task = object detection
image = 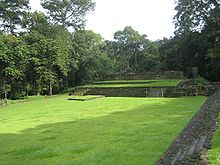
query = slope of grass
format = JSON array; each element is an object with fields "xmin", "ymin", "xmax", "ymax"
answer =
[
  {"xmin": 0, "ymin": 95, "xmax": 206, "ymax": 164},
  {"xmin": 83, "ymin": 79, "xmax": 182, "ymax": 88},
  {"xmin": 208, "ymin": 114, "xmax": 220, "ymax": 165},
  {"xmin": 0, "ymin": 95, "xmax": 46, "ymax": 107}
]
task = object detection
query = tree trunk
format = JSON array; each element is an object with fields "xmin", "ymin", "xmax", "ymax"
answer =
[
  {"xmin": 37, "ymin": 84, "xmax": 41, "ymax": 96},
  {"xmin": 127, "ymin": 58, "xmax": 130, "ymax": 72},
  {"xmin": 4, "ymin": 93, "xmax": 7, "ymax": 100},
  {"xmin": 49, "ymin": 81, "xmax": 52, "ymax": 96},
  {"xmin": 134, "ymin": 53, "xmax": 138, "ymax": 71}
]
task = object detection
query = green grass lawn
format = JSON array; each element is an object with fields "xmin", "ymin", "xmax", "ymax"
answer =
[
  {"xmin": 83, "ymin": 79, "xmax": 182, "ymax": 88},
  {"xmin": 208, "ymin": 114, "xmax": 220, "ymax": 165},
  {"xmin": 0, "ymin": 95, "xmax": 205, "ymax": 164}
]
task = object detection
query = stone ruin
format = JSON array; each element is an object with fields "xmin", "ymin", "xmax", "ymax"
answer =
[{"xmin": 146, "ymin": 88, "xmax": 167, "ymax": 97}]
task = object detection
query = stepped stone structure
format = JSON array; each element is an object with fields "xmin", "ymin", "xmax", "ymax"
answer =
[{"xmin": 103, "ymin": 71, "xmax": 184, "ymax": 80}]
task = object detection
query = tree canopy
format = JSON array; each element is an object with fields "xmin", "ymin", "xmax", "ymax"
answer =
[
  {"xmin": 0, "ymin": 0, "xmax": 219, "ymax": 99},
  {"xmin": 41, "ymin": 0, "xmax": 95, "ymax": 30},
  {"xmin": 174, "ymin": 0, "xmax": 220, "ymax": 34},
  {"xmin": 0, "ymin": 0, "xmax": 30, "ymax": 34}
]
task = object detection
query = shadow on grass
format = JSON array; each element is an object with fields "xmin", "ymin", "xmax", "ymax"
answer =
[{"xmin": 0, "ymin": 101, "xmax": 200, "ymax": 165}]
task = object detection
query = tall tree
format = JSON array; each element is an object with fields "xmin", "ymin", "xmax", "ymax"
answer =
[
  {"xmin": 70, "ymin": 30, "xmax": 109, "ymax": 85},
  {"xmin": 174, "ymin": 0, "xmax": 220, "ymax": 81},
  {"xmin": 41, "ymin": 0, "xmax": 95, "ymax": 30},
  {"xmin": 113, "ymin": 26, "xmax": 142, "ymax": 73},
  {"xmin": 23, "ymin": 28, "xmax": 71, "ymax": 95},
  {"xmin": 0, "ymin": 0, "xmax": 30, "ymax": 34},
  {"xmin": 112, "ymin": 26, "xmax": 160, "ymax": 73},
  {"xmin": 23, "ymin": 11, "xmax": 50, "ymax": 34},
  {"xmin": 0, "ymin": 34, "xmax": 29, "ymax": 99},
  {"xmin": 203, "ymin": 7, "xmax": 220, "ymax": 81},
  {"xmin": 174, "ymin": 0, "xmax": 220, "ymax": 34}
]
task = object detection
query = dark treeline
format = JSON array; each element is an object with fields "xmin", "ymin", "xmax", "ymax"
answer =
[{"xmin": 0, "ymin": 0, "xmax": 219, "ymax": 99}]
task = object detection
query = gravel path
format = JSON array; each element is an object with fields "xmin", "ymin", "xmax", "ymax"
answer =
[{"xmin": 157, "ymin": 91, "xmax": 220, "ymax": 165}]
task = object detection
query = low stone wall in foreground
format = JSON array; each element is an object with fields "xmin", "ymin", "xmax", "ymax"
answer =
[
  {"xmin": 70, "ymin": 86, "xmax": 184, "ymax": 97},
  {"xmin": 157, "ymin": 91, "xmax": 220, "ymax": 165}
]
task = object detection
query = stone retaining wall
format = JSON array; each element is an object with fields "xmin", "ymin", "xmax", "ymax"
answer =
[
  {"xmin": 71, "ymin": 79, "xmax": 219, "ymax": 98},
  {"xmin": 70, "ymin": 87, "xmax": 181, "ymax": 97},
  {"xmin": 70, "ymin": 84, "xmax": 218, "ymax": 97},
  {"xmin": 103, "ymin": 71, "xmax": 184, "ymax": 80},
  {"xmin": 157, "ymin": 91, "xmax": 220, "ymax": 165},
  {"xmin": 175, "ymin": 80, "xmax": 220, "ymax": 96}
]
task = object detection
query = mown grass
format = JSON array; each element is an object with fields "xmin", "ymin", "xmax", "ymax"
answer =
[
  {"xmin": 208, "ymin": 114, "xmax": 220, "ymax": 165},
  {"xmin": 83, "ymin": 79, "xmax": 182, "ymax": 88},
  {"xmin": 0, "ymin": 95, "xmax": 205, "ymax": 164}
]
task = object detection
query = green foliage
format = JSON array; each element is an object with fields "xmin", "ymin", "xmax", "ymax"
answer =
[
  {"xmin": 0, "ymin": 84, "xmax": 11, "ymax": 99},
  {"xmin": 2, "ymin": 35, "xmax": 29, "ymax": 80},
  {"xmin": 0, "ymin": 95, "xmax": 206, "ymax": 164},
  {"xmin": 0, "ymin": 0, "xmax": 30, "ymax": 34},
  {"xmin": 22, "ymin": 29, "xmax": 71, "ymax": 95},
  {"xmin": 109, "ymin": 26, "xmax": 160, "ymax": 73},
  {"xmin": 195, "ymin": 76, "xmax": 209, "ymax": 85},
  {"xmin": 0, "ymin": 1, "xmax": 107, "ymax": 99},
  {"xmin": 174, "ymin": 0, "xmax": 220, "ymax": 34},
  {"xmin": 41, "ymin": 0, "xmax": 95, "ymax": 30},
  {"xmin": 0, "ymin": 33, "xmax": 29, "ymax": 99},
  {"xmin": 166, "ymin": 0, "xmax": 220, "ymax": 81},
  {"xmin": 70, "ymin": 30, "xmax": 111, "ymax": 85},
  {"xmin": 23, "ymin": 11, "xmax": 50, "ymax": 34},
  {"xmin": 0, "ymin": 95, "xmax": 46, "ymax": 107},
  {"xmin": 1, "ymin": 0, "xmax": 220, "ymax": 99}
]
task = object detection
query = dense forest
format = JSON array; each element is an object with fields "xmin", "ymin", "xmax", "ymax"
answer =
[{"xmin": 0, "ymin": 0, "xmax": 219, "ymax": 99}]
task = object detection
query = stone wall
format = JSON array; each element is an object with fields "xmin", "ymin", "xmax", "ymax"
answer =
[
  {"xmin": 175, "ymin": 80, "xmax": 220, "ymax": 96},
  {"xmin": 70, "ymin": 80, "xmax": 219, "ymax": 98},
  {"xmin": 70, "ymin": 86, "xmax": 183, "ymax": 97},
  {"xmin": 103, "ymin": 71, "xmax": 184, "ymax": 80},
  {"xmin": 210, "ymin": 82, "xmax": 220, "ymax": 90},
  {"xmin": 157, "ymin": 91, "xmax": 220, "ymax": 165}
]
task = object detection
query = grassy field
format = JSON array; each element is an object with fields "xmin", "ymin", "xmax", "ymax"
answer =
[
  {"xmin": 83, "ymin": 79, "xmax": 182, "ymax": 88},
  {"xmin": 0, "ymin": 95, "xmax": 205, "ymax": 164},
  {"xmin": 208, "ymin": 114, "xmax": 220, "ymax": 165}
]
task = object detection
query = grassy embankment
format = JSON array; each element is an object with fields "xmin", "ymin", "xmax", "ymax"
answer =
[{"xmin": 208, "ymin": 114, "xmax": 220, "ymax": 165}]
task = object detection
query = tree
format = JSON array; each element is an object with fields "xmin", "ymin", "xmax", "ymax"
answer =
[
  {"xmin": 204, "ymin": 8, "xmax": 220, "ymax": 81},
  {"xmin": 174, "ymin": 0, "xmax": 220, "ymax": 34},
  {"xmin": 173, "ymin": 0, "xmax": 220, "ymax": 81},
  {"xmin": 113, "ymin": 26, "xmax": 142, "ymax": 73},
  {"xmin": 111, "ymin": 26, "xmax": 160, "ymax": 73},
  {"xmin": 70, "ymin": 30, "xmax": 108, "ymax": 85},
  {"xmin": 158, "ymin": 37, "xmax": 183, "ymax": 71},
  {"xmin": 0, "ymin": 0, "xmax": 30, "ymax": 34},
  {"xmin": 23, "ymin": 11, "xmax": 50, "ymax": 34},
  {"xmin": 1, "ymin": 84, "xmax": 11, "ymax": 99},
  {"xmin": 0, "ymin": 33, "xmax": 29, "ymax": 99},
  {"xmin": 41, "ymin": 0, "xmax": 95, "ymax": 30},
  {"xmin": 23, "ymin": 29, "xmax": 71, "ymax": 95},
  {"xmin": 21, "ymin": 11, "xmax": 72, "ymax": 95},
  {"xmin": 135, "ymin": 35, "xmax": 160, "ymax": 72}
]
